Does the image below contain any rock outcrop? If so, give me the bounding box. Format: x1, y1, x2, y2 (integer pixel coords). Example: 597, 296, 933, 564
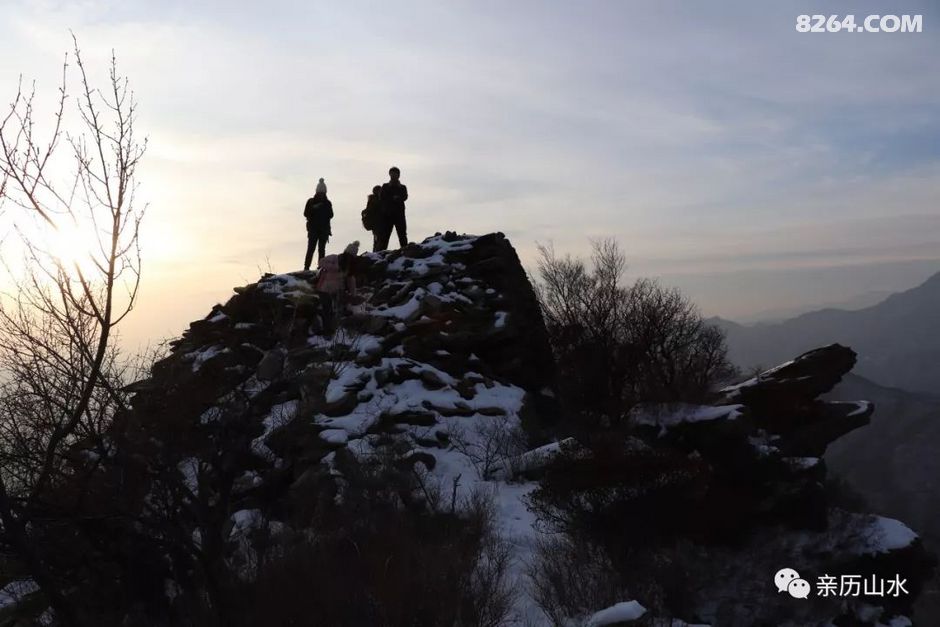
107, 232, 559, 624
538, 343, 932, 625
4, 233, 931, 626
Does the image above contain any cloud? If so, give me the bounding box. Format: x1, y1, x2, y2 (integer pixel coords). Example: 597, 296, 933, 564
2, 0, 939, 345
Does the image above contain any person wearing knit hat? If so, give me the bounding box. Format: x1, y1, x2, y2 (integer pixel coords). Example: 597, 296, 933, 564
302, 178, 333, 270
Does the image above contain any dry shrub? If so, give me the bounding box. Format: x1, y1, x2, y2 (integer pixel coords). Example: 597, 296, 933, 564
528, 534, 628, 625
533, 239, 736, 431
225, 455, 516, 627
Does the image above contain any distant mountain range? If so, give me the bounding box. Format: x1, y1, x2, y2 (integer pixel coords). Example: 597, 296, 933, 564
734, 290, 892, 324
713, 270, 940, 394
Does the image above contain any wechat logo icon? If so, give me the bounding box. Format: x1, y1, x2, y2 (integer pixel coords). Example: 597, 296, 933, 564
775, 567, 811, 599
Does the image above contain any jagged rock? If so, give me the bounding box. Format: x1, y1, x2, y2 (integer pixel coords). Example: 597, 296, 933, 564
779, 399, 874, 456
373, 367, 392, 387
420, 292, 444, 316
455, 378, 477, 400
256, 348, 286, 381
462, 284, 485, 302
362, 314, 388, 335
719, 343, 857, 412
322, 391, 359, 417
419, 369, 447, 390
716, 344, 874, 456
395, 450, 437, 471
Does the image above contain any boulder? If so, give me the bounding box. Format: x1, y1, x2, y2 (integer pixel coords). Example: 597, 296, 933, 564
720, 343, 857, 412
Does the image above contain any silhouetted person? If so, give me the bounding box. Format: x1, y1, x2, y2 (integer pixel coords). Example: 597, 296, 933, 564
379, 166, 408, 249
303, 178, 333, 270
361, 185, 385, 252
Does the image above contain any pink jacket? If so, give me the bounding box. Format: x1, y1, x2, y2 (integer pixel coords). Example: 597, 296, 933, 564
315, 255, 356, 295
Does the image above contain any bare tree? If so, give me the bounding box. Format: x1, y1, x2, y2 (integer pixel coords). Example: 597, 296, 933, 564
0, 37, 145, 624
534, 239, 735, 427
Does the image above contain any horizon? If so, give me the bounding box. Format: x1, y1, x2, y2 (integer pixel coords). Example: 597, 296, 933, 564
1, 0, 938, 349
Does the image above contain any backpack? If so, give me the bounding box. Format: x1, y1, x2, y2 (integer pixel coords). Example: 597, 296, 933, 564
361, 208, 374, 232
361, 196, 380, 231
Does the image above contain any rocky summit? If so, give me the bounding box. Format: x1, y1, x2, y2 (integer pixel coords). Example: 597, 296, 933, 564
11, 233, 930, 626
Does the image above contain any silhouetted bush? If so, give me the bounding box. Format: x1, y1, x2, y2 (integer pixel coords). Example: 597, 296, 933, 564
528, 534, 628, 625
524, 436, 731, 622
533, 239, 736, 431
224, 452, 516, 627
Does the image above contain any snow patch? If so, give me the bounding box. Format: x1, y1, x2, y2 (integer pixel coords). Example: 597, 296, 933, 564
630, 403, 744, 435
584, 600, 647, 626
187, 344, 231, 372
0, 579, 39, 610
865, 516, 918, 554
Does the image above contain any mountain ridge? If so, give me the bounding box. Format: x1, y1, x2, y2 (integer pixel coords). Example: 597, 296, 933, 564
714, 268, 940, 393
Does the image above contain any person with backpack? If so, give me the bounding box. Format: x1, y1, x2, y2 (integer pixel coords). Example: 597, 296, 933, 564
361, 185, 385, 252
315, 241, 360, 332
378, 166, 408, 250
303, 178, 333, 271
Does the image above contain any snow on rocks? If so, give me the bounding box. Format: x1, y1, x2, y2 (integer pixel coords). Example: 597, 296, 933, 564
373, 286, 427, 320
0, 580, 39, 610
186, 344, 230, 372
862, 516, 919, 554
250, 400, 297, 463
382, 234, 475, 278
783, 456, 821, 470
829, 400, 874, 417
582, 600, 647, 626
228, 508, 285, 539
629, 402, 744, 435
255, 273, 316, 301
491, 437, 588, 480
177, 457, 200, 496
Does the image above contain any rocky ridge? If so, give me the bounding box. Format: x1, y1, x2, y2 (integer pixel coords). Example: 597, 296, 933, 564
2, 233, 930, 626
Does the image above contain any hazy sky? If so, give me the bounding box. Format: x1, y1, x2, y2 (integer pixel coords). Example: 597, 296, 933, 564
1, 1, 939, 348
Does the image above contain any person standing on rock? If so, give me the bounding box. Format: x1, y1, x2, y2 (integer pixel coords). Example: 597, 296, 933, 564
378, 166, 408, 250
303, 178, 333, 270
361, 185, 385, 253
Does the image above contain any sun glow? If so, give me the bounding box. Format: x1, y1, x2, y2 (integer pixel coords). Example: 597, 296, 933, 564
44, 218, 106, 279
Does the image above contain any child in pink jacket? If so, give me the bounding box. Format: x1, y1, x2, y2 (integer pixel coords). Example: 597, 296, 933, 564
315, 241, 359, 331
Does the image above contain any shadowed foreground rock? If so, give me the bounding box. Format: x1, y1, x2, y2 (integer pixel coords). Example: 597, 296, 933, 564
527, 343, 933, 625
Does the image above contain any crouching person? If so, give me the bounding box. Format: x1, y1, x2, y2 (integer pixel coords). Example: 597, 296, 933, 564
315, 241, 360, 333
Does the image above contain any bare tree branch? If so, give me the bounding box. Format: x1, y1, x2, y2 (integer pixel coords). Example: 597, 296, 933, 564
0, 39, 147, 625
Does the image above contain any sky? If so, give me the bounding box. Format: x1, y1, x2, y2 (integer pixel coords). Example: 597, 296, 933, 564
1, 0, 938, 348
